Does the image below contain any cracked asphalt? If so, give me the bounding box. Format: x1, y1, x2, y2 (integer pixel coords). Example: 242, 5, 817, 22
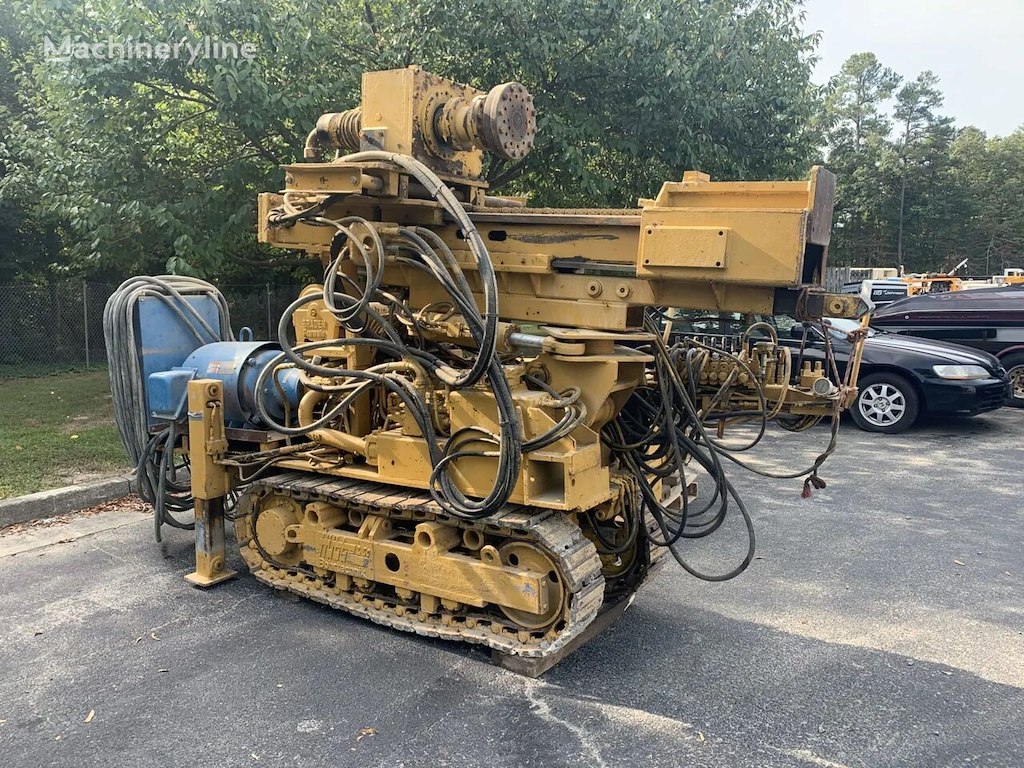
1, 408, 1022, 767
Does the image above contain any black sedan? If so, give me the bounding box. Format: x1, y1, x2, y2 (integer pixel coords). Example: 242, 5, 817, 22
777, 318, 1010, 433
870, 285, 1024, 408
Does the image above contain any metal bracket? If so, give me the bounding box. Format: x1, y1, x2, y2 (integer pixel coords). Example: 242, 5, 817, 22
185, 379, 236, 588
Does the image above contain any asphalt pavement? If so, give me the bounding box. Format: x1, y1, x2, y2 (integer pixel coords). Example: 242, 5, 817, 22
1, 409, 1022, 767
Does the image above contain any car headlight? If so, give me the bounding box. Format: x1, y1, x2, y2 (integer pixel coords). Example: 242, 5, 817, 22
932, 364, 990, 380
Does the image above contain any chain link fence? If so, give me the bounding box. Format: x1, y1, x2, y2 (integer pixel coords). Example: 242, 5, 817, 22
0, 281, 305, 377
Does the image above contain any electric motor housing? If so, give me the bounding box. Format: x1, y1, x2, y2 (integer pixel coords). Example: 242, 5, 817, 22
148, 341, 301, 428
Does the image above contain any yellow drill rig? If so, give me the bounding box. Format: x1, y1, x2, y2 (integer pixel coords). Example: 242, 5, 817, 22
105, 67, 867, 666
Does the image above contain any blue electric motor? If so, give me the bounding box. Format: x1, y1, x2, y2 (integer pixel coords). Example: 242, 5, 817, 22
148, 341, 302, 428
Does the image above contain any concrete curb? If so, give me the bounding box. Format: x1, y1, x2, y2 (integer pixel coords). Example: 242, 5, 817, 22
0, 475, 136, 528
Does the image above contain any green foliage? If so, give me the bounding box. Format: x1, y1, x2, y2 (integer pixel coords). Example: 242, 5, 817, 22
890, 71, 956, 266
950, 127, 1024, 273
0, 0, 819, 279
823, 52, 900, 153
821, 53, 903, 266
821, 52, 1024, 275
8, 5, 1018, 281
1, 0, 353, 280
0, 11, 64, 281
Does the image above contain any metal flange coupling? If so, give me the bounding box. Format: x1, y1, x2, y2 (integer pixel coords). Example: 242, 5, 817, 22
436, 82, 536, 161
478, 82, 536, 161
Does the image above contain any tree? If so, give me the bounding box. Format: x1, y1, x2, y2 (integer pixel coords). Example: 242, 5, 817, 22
820, 55, 977, 274
823, 52, 900, 154
950, 127, 1024, 273
820, 53, 901, 266
978, 131, 1024, 270
0, 0, 822, 280
0, 11, 63, 282
820, 50, 1024, 276
892, 71, 954, 267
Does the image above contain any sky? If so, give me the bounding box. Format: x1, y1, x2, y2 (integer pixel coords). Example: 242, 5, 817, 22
802, 0, 1024, 137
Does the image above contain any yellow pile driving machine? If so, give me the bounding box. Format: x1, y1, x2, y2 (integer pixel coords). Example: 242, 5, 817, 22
105, 67, 867, 667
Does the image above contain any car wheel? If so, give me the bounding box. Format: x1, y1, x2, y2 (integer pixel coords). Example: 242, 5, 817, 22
1003, 353, 1024, 408
850, 373, 920, 433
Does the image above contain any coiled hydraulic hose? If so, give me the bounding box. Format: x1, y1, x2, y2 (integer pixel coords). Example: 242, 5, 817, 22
255, 152, 523, 519
250, 153, 840, 578
103, 275, 233, 540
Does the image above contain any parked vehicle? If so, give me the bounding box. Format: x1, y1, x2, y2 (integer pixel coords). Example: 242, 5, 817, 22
669, 313, 1010, 433
839, 278, 910, 308
778, 318, 1009, 432
871, 285, 1024, 407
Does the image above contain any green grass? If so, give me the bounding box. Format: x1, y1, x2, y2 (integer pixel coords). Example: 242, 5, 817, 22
0, 362, 100, 379
0, 369, 130, 499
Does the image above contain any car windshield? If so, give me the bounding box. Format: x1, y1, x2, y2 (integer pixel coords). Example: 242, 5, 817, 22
825, 318, 877, 340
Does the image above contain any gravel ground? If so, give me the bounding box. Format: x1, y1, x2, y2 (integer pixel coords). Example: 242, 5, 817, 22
0, 409, 1022, 767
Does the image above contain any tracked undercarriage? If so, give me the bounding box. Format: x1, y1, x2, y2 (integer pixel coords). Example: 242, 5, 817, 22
235, 471, 666, 656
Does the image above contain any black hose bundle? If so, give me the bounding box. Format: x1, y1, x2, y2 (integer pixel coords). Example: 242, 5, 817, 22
599, 313, 847, 582
252, 158, 842, 579
602, 331, 756, 582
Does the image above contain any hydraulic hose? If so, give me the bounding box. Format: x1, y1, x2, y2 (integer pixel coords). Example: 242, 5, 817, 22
103, 275, 233, 540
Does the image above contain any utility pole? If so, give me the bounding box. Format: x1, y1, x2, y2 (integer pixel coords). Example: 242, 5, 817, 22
83, 281, 90, 368
897, 158, 907, 266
